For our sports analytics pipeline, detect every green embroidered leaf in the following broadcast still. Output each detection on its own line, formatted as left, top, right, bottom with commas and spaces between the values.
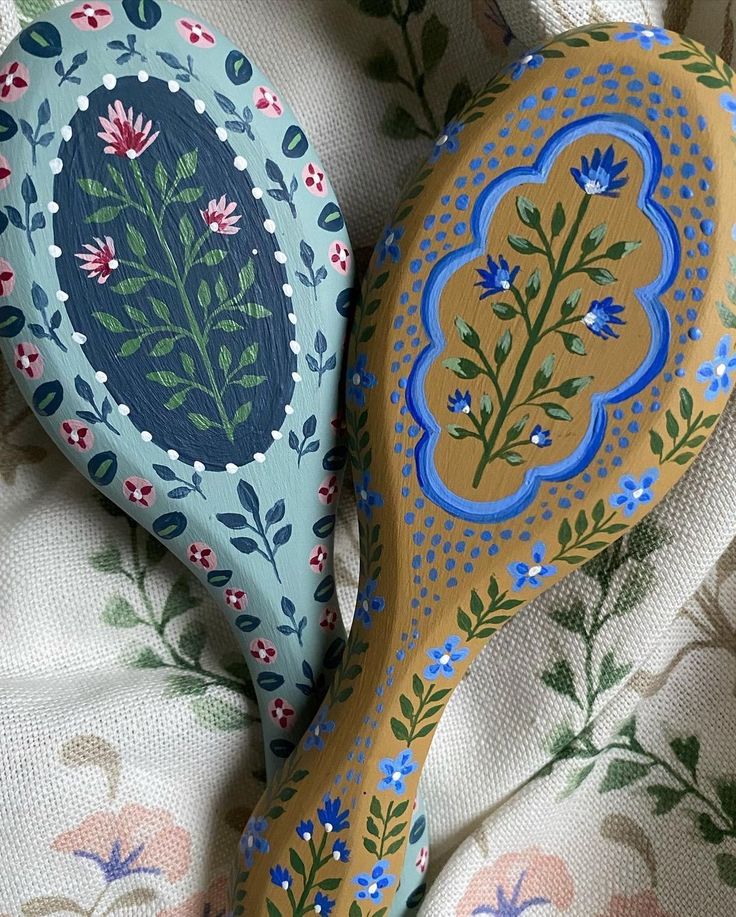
598, 651, 632, 692
90, 545, 122, 573
716, 853, 736, 887
178, 620, 207, 663
646, 783, 686, 815
165, 675, 207, 697
697, 812, 725, 844
101, 596, 140, 628
715, 778, 736, 821
421, 13, 448, 73
560, 762, 595, 798
444, 79, 473, 123
162, 576, 199, 626
599, 759, 650, 792
382, 103, 421, 139
364, 46, 400, 82
191, 696, 250, 731
611, 562, 655, 616
540, 659, 579, 705
548, 598, 586, 635
669, 735, 699, 780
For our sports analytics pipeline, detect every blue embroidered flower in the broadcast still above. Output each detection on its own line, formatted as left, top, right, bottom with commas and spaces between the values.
377, 224, 404, 265
317, 797, 350, 833
510, 52, 543, 80
332, 838, 351, 862
508, 541, 557, 591
475, 254, 520, 298
570, 144, 628, 197
720, 92, 736, 129
529, 424, 551, 447
240, 815, 269, 869
270, 865, 292, 890
424, 634, 469, 679
581, 296, 626, 340
355, 470, 384, 517
354, 860, 396, 903
470, 871, 550, 915
305, 706, 336, 751
610, 468, 658, 516
314, 891, 335, 915
355, 578, 385, 627
696, 335, 736, 400
615, 23, 672, 50
430, 119, 463, 162
347, 353, 377, 407
448, 389, 472, 413
296, 819, 314, 841
378, 749, 418, 795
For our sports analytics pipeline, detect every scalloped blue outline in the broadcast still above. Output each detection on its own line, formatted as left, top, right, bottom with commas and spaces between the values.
407, 113, 679, 523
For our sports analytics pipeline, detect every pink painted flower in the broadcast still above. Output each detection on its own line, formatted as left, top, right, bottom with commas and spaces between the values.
97, 100, 159, 158
60, 420, 94, 452
309, 544, 328, 574
123, 476, 155, 508
253, 85, 283, 118
188, 542, 217, 569
14, 343, 43, 380
176, 18, 216, 47
416, 846, 429, 873
318, 474, 338, 505
201, 195, 241, 235
302, 162, 327, 196
0, 259, 14, 296
159, 875, 229, 917
0, 62, 29, 102
329, 241, 351, 275
268, 697, 295, 729
320, 607, 338, 631
75, 236, 118, 283
250, 638, 277, 664
70, 2, 113, 30
224, 588, 248, 611
0, 154, 11, 189
596, 890, 675, 917
52, 803, 191, 883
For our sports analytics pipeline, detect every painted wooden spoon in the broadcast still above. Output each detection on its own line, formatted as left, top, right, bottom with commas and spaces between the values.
0, 0, 428, 909
231, 21, 736, 916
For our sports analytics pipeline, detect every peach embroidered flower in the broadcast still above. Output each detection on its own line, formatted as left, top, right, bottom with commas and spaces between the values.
60, 420, 94, 452
70, 2, 113, 30
253, 85, 283, 117
123, 476, 155, 507
188, 542, 217, 569
0, 62, 29, 102
75, 236, 118, 283
0, 258, 14, 296
201, 195, 241, 235
159, 874, 229, 917
329, 240, 351, 275
98, 100, 159, 158
176, 18, 216, 47
14, 343, 43, 380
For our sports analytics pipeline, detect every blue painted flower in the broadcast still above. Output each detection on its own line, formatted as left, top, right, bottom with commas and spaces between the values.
378, 749, 418, 795
510, 52, 543, 80
347, 353, 377, 407
377, 224, 404, 265
354, 860, 396, 903
696, 335, 736, 400
355, 578, 385, 627
317, 797, 351, 833
430, 119, 463, 162
570, 144, 628, 197
424, 634, 469, 679
332, 838, 351, 862
475, 254, 520, 298
581, 296, 626, 340
314, 891, 335, 915
355, 470, 384, 517
720, 92, 736, 129
305, 706, 336, 751
296, 819, 314, 841
615, 23, 672, 50
508, 541, 558, 591
448, 389, 472, 413
529, 424, 551, 447
270, 865, 292, 890
610, 468, 658, 517
240, 815, 269, 869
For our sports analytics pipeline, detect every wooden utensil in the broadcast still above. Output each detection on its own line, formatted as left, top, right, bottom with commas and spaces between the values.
232, 21, 735, 916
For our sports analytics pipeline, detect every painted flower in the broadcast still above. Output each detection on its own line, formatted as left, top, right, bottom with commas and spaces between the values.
240, 815, 268, 869
378, 225, 404, 266
571, 144, 628, 197
309, 543, 329, 573
60, 419, 94, 452
354, 860, 396, 903
249, 637, 277, 664
13, 343, 43, 380
720, 92, 736, 130
318, 474, 339, 505
188, 542, 217, 569
0, 154, 11, 189
615, 23, 672, 50
448, 389, 472, 413
430, 119, 463, 162
303, 162, 328, 196
596, 890, 674, 917
317, 797, 350, 833
305, 706, 336, 751
0, 258, 15, 296
269, 697, 295, 730
529, 424, 551, 447
332, 838, 350, 862
176, 18, 216, 47
123, 476, 155, 508
347, 353, 377, 406
270, 865, 292, 890
98, 100, 159, 158
355, 578, 385, 627
313, 891, 335, 915
424, 634, 469, 679
158, 874, 229, 917
416, 846, 429, 872
201, 195, 241, 235
508, 541, 557, 590
355, 470, 384, 517
296, 820, 314, 841
510, 52, 543, 80
378, 749, 418, 795
320, 607, 338, 630
52, 804, 190, 883
696, 335, 736, 400
224, 588, 248, 611
70, 2, 113, 30
0, 61, 29, 102
329, 240, 351, 275
582, 296, 625, 340
254, 85, 283, 117
75, 236, 119, 283
610, 468, 658, 517
475, 255, 520, 298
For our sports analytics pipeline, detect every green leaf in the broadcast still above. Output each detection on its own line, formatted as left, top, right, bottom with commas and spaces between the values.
215, 274, 228, 303
154, 161, 168, 195
164, 390, 188, 409
560, 332, 586, 355
716, 300, 736, 329
172, 186, 203, 204
149, 297, 171, 322
494, 329, 512, 366
516, 195, 540, 228
218, 345, 232, 373
669, 735, 699, 780
128, 647, 165, 668
646, 783, 686, 815
421, 13, 448, 73
455, 316, 480, 348
149, 337, 175, 357
679, 387, 693, 421
233, 401, 252, 427
584, 267, 616, 285
179, 214, 194, 248
357, 0, 393, 15
697, 812, 726, 844
147, 370, 185, 388
200, 249, 227, 267
188, 412, 216, 430
175, 150, 197, 181
548, 598, 586, 634
233, 376, 265, 390
162, 577, 198, 626
560, 762, 595, 797
90, 545, 122, 574
237, 343, 258, 368
540, 659, 579, 705
85, 205, 124, 224
715, 778, 736, 821
191, 696, 250, 732
610, 563, 655, 616
558, 518, 572, 547
716, 853, 736, 887
101, 596, 140, 628
598, 650, 632, 692
540, 403, 572, 421
165, 674, 208, 697
119, 336, 143, 356
533, 354, 555, 392
178, 619, 207, 663
239, 259, 255, 291
580, 222, 607, 255
557, 376, 592, 398
390, 717, 409, 741
560, 288, 581, 318
126, 223, 146, 258
480, 393, 493, 420
492, 301, 516, 320
649, 429, 664, 457
599, 759, 650, 792
507, 234, 542, 254
290, 847, 306, 878
111, 276, 149, 295
603, 240, 641, 260
442, 357, 481, 379
214, 319, 243, 332
124, 305, 150, 326
382, 103, 421, 139
503, 451, 524, 465
364, 46, 400, 82
444, 79, 473, 122
198, 279, 211, 309
551, 201, 566, 237
665, 409, 679, 439
77, 178, 112, 198
525, 268, 541, 300
447, 424, 474, 439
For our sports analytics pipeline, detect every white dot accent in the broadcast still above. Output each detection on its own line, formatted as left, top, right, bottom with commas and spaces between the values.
271, 430, 283, 440
274, 251, 287, 264
289, 341, 301, 354
77, 95, 89, 111
49, 157, 63, 175
254, 452, 266, 463
284, 404, 294, 415
225, 462, 238, 474
48, 245, 62, 258
71, 331, 87, 345
282, 283, 293, 297
168, 80, 180, 93
118, 404, 130, 416
234, 155, 247, 171
216, 126, 228, 142
47, 201, 59, 214
251, 187, 263, 200
264, 219, 276, 233
288, 313, 297, 324
137, 70, 149, 82
292, 371, 302, 382
167, 449, 179, 461
194, 98, 206, 114
102, 73, 116, 90
95, 370, 108, 383
252, 248, 258, 255
60, 124, 73, 141
56, 290, 69, 302
141, 430, 153, 442
193, 460, 205, 473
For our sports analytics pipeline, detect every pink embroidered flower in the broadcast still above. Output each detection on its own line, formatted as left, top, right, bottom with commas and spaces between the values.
60, 420, 94, 452
302, 162, 327, 196
14, 343, 43, 380
97, 100, 159, 158
596, 890, 675, 917
253, 85, 283, 118
320, 607, 338, 631
268, 697, 295, 729
75, 236, 118, 283
416, 846, 429, 873
0, 259, 14, 296
123, 476, 155, 507
329, 241, 351, 275
224, 588, 248, 611
176, 18, 216, 47
0, 62, 29, 102
318, 474, 338, 505
309, 544, 328, 574
188, 542, 217, 569
159, 875, 229, 917
70, 2, 113, 30
0, 154, 11, 189
250, 638, 277, 664
52, 803, 191, 883
201, 196, 241, 235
